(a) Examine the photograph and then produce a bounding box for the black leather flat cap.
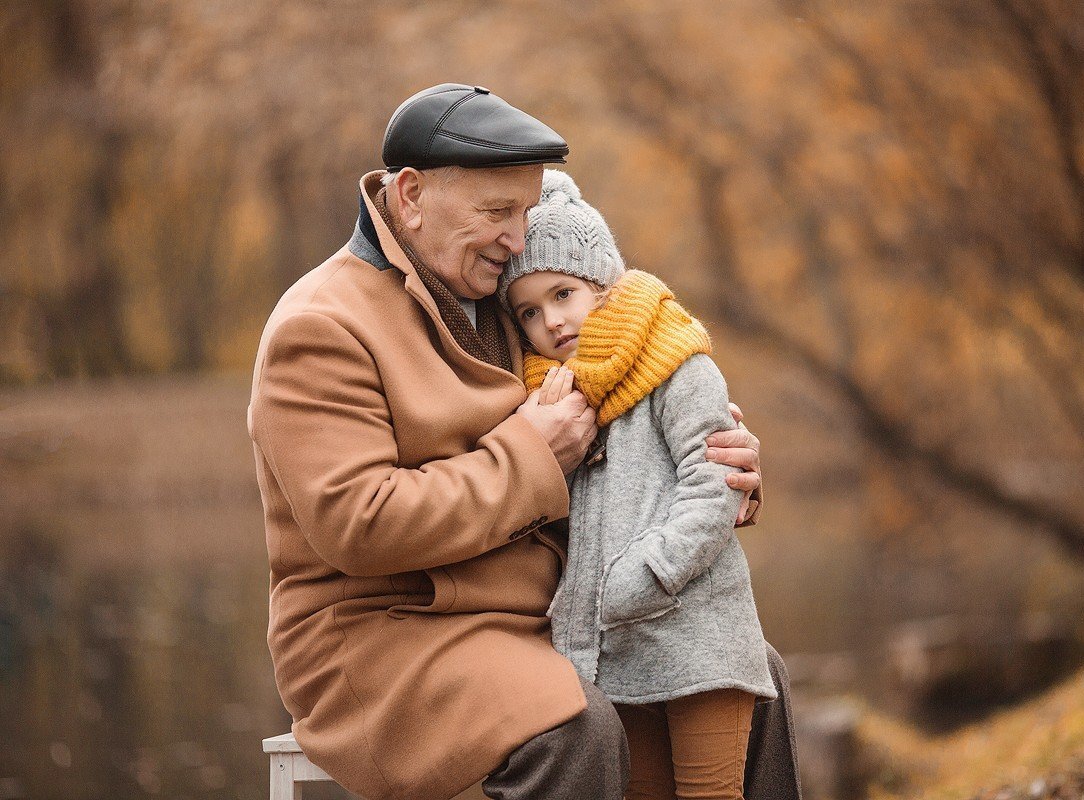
[382,83,568,171]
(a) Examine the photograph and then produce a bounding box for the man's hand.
[706,402,761,524]
[537,366,575,406]
[517,386,597,475]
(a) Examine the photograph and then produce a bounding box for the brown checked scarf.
[375,188,513,373]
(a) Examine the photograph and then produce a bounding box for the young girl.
[499,170,777,800]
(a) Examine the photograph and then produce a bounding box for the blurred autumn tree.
[1,0,1081,626]
[575,0,1084,560]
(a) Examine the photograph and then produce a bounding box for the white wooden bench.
[263,731,484,799]
[263,732,340,799]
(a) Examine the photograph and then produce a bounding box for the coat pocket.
[386,567,457,618]
[598,530,680,630]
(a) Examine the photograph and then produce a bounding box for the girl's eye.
[521,308,537,321]
[555,288,572,300]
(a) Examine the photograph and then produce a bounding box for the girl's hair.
[588,280,611,309]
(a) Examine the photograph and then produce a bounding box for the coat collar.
[354,171,415,275]
[348,191,393,271]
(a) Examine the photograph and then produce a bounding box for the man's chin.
[465,277,500,300]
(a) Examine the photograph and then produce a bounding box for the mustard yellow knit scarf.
[523,270,711,426]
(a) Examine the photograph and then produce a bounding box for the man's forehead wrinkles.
[476,194,522,207]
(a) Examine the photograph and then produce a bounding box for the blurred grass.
[862,666,1084,799]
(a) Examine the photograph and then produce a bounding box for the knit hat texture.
[498,170,624,310]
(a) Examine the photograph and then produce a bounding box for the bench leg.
[270,753,303,800]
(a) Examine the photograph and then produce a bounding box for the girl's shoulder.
[656,353,728,397]
[648,353,736,437]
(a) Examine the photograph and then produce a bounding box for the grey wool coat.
[549,353,778,704]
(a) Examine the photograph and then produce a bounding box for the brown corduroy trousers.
[616,688,756,800]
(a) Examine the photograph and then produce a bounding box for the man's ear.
[392,168,424,231]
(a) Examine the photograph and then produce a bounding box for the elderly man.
[249,84,799,800]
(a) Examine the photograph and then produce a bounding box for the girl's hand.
[538,366,575,406]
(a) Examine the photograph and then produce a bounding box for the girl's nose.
[544,310,563,330]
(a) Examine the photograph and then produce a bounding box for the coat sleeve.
[249,311,570,577]
[641,354,746,597]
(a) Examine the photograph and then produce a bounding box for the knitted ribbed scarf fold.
[373,189,513,373]
[523,270,711,426]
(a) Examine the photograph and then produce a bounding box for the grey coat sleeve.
[641,353,745,596]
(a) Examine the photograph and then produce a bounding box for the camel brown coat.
[247,172,586,800]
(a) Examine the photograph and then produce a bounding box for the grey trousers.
[745,643,803,800]
[483,643,801,800]
[482,676,630,800]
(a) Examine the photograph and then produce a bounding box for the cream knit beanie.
[498,170,625,310]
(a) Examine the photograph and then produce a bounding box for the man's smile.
[478,253,508,275]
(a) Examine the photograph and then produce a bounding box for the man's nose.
[500,214,528,256]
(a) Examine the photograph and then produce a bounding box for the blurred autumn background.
[1,0,1083,798]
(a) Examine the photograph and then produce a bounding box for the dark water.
[0,524,290,800]
[0,377,294,799]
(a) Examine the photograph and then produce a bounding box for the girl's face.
[506,272,600,360]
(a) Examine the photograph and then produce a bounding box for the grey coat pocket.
[599,532,680,630]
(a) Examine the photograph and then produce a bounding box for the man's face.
[410,165,544,300]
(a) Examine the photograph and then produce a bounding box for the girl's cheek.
[523,325,545,352]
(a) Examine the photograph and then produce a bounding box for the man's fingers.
[706,427,760,453]
[576,403,597,426]
[728,402,743,425]
[708,446,760,473]
[582,420,599,446]
[725,470,761,493]
[559,389,590,413]
[736,491,751,525]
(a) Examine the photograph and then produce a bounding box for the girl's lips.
[555,334,578,349]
